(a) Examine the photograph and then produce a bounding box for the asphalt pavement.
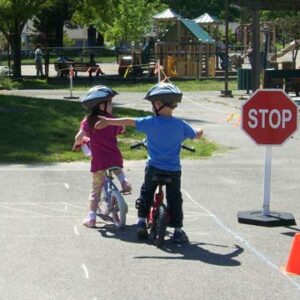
[0,89,300,299]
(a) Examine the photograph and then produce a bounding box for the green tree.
[0,0,45,78]
[72,0,119,46]
[106,0,166,46]
[33,0,79,47]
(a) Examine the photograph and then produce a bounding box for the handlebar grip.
[130,142,145,149]
[181,144,196,152]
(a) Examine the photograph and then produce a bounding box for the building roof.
[181,19,215,43]
[153,8,182,20]
[194,13,222,25]
[231,0,300,10]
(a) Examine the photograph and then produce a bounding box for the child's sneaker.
[82,218,96,228]
[137,221,148,239]
[121,180,132,194]
[172,229,189,243]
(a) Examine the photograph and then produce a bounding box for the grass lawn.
[3,77,237,93]
[0,95,220,163]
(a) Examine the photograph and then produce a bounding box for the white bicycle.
[97,167,128,229]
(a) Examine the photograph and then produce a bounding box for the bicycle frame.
[99,167,128,229]
[148,184,165,226]
[102,170,119,208]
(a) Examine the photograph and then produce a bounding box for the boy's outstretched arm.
[95,116,136,130]
[195,128,204,139]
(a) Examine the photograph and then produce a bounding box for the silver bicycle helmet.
[144,82,182,104]
[81,85,118,110]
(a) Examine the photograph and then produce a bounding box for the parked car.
[21,49,35,58]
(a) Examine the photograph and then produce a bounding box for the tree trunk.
[10,33,22,79]
[55,21,64,47]
[88,26,96,47]
[97,33,104,46]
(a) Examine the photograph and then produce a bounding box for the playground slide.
[271,40,299,60]
[166,55,177,77]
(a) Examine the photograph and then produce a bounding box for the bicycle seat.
[152,174,172,184]
[106,166,122,172]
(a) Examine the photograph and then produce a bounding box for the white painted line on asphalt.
[0,204,52,217]
[62,202,84,210]
[182,189,300,290]
[183,95,226,114]
[0,215,82,218]
[73,225,79,236]
[0,168,88,171]
[38,183,70,188]
[35,204,69,213]
[0,202,67,205]
[81,264,89,279]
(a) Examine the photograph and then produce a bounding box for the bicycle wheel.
[110,189,128,229]
[153,204,167,248]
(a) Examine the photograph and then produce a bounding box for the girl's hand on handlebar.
[95,116,108,130]
[72,142,82,151]
[196,128,204,139]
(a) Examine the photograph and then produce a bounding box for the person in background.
[34,44,44,77]
[88,53,105,78]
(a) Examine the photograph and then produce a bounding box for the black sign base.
[237,210,296,227]
[63,96,80,99]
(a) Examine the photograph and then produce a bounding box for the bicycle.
[97,166,129,229]
[131,139,195,248]
[75,141,129,229]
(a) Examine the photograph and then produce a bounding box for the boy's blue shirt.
[135,115,197,171]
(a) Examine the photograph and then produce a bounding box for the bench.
[54,62,100,78]
[263,69,300,96]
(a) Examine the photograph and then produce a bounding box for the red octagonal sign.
[242,89,298,145]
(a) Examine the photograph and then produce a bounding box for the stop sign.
[242,89,298,145]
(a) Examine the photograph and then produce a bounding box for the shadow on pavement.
[134,240,243,266]
[98,222,244,265]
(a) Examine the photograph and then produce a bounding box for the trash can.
[237,68,252,93]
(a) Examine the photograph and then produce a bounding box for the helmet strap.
[152,102,165,116]
[152,102,176,115]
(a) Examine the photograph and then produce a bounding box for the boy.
[95,82,203,242]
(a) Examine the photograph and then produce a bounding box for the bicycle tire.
[110,189,128,229]
[153,204,167,248]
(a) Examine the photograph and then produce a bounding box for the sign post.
[64,66,79,100]
[238,89,298,226]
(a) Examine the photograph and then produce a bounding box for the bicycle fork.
[149,185,164,225]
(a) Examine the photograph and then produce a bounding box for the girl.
[73,85,131,228]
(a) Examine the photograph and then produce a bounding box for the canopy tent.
[152,8,182,20]
[194,13,222,25]
[194,12,222,37]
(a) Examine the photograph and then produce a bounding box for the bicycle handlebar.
[130,139,195,152]
[130,140,147,149]
[181,144,196,152]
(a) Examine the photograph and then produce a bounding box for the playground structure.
[154,18,215,78]
[117,9,221,79]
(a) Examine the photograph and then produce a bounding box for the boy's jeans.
[138,165,183,228]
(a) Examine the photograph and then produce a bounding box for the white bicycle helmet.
[144,82,182,105]
[81,85,118,110]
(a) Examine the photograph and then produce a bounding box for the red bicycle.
[131,139,195,248]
